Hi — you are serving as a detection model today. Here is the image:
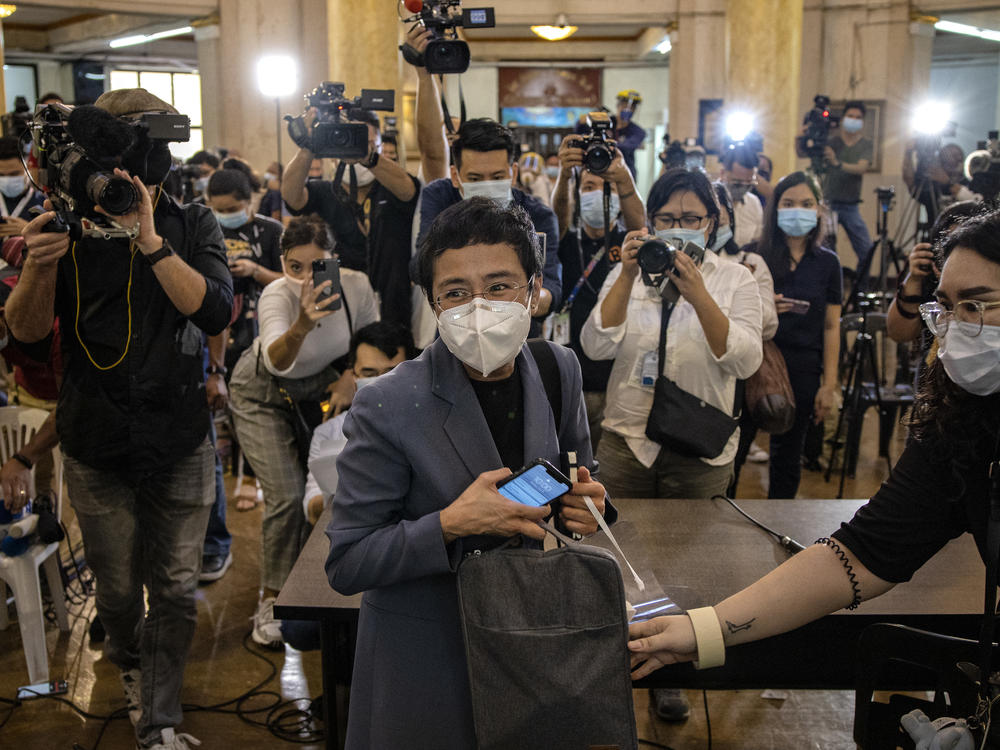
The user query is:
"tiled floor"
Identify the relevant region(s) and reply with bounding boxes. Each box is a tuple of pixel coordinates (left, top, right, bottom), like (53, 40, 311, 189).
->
(0, 406, 904, 748)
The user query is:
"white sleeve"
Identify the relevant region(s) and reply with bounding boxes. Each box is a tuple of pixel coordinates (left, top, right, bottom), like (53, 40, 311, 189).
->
(258, 283, 299, 377)
(709, 265, 763, 378)
(343, 270, 380, 331)
(747, 252, 779, 341)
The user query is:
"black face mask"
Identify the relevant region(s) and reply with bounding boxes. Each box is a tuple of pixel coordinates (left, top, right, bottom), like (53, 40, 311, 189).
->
(122, 137, 172, 186)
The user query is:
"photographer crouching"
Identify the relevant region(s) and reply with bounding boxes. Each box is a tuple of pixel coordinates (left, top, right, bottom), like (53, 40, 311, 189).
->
(5, 89, 233, 750)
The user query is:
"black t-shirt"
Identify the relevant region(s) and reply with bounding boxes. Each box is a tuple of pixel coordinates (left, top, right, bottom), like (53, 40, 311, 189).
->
(823, 135, 873, 204)
(222, 215, 284, 356)
(470, 367, 525, 472)
(558, 227, 622, 392)
(832, 435, 992, 583)
(288, 176, 420, 327)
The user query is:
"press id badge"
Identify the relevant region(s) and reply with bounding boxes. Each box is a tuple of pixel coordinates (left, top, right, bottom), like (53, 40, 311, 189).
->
(550, 312, 571, 345)
(631, 351, 659, 387)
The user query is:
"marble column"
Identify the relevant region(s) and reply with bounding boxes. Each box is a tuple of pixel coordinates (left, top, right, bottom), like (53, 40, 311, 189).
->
(326, 0, 402, 115)
(667, 0, 726, 151)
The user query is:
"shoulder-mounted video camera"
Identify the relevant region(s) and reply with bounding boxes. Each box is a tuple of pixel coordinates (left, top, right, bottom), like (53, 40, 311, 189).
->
(285, 82, 395, 160)
(400, 0, 495, 75)
(800, 94, 839, 174)
(30, 102, 190, 240)
(570, 111, 616, 175)
(964, 130, 1000, 202)
(659, 135, 706, 171)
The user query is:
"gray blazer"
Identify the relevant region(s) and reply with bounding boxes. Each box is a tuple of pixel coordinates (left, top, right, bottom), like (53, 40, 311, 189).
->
(326, 338, 603, 749)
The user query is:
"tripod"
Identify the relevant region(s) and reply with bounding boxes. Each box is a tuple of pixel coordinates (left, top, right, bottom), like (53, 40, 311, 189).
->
(825, 297, 893, 498)
(843, 187, 905, 309)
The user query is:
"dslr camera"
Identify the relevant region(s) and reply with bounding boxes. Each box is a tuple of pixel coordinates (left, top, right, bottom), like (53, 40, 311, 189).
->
(636, 236, 706, 302)
(800, 94, 839, 173)
(30, 102, 190, 240)
(285, 82, 395, 160)
(401, 0, 496, 75)
(570, 111, 616, 174)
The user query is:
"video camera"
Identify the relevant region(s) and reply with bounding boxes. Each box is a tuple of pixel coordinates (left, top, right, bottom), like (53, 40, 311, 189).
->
(400, 0, 496, 75)
(964, 130, 1000, 201)
(29, 102, 190, 240)
(570, 111, 616, 174)
(285, 82, 395, 160)
(800, 94, 839, 174)
(659, 136, 706, 171)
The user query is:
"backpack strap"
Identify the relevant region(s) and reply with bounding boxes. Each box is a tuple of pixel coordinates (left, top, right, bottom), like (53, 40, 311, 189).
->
(527, 338, 562, 433)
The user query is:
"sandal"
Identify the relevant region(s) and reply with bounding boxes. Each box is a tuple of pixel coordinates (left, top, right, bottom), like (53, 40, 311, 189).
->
(234, 480, 263, 512)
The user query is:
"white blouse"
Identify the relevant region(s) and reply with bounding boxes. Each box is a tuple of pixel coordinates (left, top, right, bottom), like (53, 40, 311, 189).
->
(580, 250, 763, 467)
(258, 270, 379, 379)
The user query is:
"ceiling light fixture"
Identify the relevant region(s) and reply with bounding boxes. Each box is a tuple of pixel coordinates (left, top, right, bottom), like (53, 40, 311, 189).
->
(531, 14, 577, 42)
(109, 25, 194, 49)
(934, 19, 1000, 43)
(0, 5, 16, 19)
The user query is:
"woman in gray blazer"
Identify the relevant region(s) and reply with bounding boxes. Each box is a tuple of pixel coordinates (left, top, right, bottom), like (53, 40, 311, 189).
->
(325, 198, 613, 748)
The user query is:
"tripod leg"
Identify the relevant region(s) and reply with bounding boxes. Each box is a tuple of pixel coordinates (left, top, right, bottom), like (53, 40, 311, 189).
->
(826, 335, 862, 488)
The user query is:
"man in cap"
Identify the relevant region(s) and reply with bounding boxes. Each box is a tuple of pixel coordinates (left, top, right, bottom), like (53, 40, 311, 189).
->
(6, 88, 232, 750)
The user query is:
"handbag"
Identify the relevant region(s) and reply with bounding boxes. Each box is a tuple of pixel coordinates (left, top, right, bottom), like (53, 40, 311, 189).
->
(745, 339, 796, 435)
(457, 522, 638, 750)
(644, 300, 742, 458)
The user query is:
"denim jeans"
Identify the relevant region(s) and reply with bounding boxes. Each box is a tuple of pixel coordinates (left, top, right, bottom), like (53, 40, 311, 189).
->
(65, 439, 215, 747)
(830, 201, 873, 271)
(201, 419, 231, 559)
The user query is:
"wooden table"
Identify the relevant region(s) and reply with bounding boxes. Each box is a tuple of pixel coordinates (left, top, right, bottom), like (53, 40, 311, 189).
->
(275, 497, 984, 749)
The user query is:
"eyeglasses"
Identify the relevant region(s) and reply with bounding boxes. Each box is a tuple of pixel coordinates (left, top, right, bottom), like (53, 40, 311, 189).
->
(651, 214, 707, 230)
(433, 279, 533, 311)
(919, 300, 1000, 338)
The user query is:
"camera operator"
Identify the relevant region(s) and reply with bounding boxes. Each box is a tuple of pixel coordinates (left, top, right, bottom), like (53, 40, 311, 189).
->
(550, 136, 645, 448)
(415, 118, 561, 335)
(720, 144, 764, 248)
(402, 22, 451, 182)
(185, 149, 220, 201)
(614, 89, 646, 178)
(903, 141, 978, 225)
(816, 101, 874, 268)
(0, 136, 44, 240)
(282, 105, 420, 328)
(5, 89, 233, 749)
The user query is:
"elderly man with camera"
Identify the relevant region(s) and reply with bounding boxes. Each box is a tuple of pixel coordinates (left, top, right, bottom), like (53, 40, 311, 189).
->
(281, 83, 420, 330)
(5, 88, 232, 750)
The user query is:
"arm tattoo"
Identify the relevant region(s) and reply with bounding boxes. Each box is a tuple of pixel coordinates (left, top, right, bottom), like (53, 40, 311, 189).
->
(725, 618, 756, 634)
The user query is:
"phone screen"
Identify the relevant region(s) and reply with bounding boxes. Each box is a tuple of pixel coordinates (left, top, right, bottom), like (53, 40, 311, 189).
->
(498, 464, 571, 507)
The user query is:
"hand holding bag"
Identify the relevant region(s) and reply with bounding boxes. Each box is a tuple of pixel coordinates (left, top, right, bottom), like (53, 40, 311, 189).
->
(644, 300, 742, 458)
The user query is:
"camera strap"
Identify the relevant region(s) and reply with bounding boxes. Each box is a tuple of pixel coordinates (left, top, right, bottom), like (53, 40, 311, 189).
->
(439, 75, 467, 136)
(560, 181, 613, 315)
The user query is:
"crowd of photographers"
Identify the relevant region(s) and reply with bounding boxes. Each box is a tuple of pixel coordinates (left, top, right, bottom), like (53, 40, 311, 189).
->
(0, 17, 991, 744)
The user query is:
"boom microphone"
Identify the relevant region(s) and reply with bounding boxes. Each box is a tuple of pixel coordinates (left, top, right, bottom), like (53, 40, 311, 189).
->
(66, 105, 136, 161)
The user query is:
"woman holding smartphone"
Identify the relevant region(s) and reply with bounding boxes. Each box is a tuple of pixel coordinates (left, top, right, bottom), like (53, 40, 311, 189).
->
(751, 172, 842, 499)
(229, 215, 377, 648)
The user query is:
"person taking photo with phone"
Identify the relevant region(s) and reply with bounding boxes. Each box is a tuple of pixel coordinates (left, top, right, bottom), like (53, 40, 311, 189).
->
(326, 198, 611, 749)
(229, 215, 377, 649)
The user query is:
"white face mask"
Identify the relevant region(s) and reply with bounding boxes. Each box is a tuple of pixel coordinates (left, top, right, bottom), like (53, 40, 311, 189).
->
(0, 175, 27, 198)
(460, 178, 513, 207)
(579, 189, 620, 229)
(354, 374, 382, 392)
(437, 295, 532, 377)
(344, 164, 376, 187)
(938, 321, 1000, 396)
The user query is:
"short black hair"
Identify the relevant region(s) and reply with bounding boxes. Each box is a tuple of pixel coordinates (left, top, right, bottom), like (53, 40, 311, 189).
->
(187, 150, 220, 169)
(930, 200, 981, 248)
(648, 168, 721, 249)
(843, 100, 866, 118)
(417, 197, 541, 303)
(713, 181, 736, 230)
(721, 144, 757, 171)
(207, 169, 252, 201)
(346, 108, 380, 131)
(451, 118, 516, 170)
(757, 153, 773, 178)
(0, 137, 22, 161)
(382, 133, 397, 146)
(350, 321, 417, 364)
(281, 215, 335, 255)
(39, 92, 63, 104)
(222, 157, 261, 191)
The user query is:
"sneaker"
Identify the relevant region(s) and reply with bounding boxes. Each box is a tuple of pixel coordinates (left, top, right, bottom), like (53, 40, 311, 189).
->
(199, 550, 233, 582)
(747, 443, 769, 463)
(143, 728, 202, 749)
(650, 687, 690, 722)
(119, 668, 142, 727)
(251, 597, 283, 649)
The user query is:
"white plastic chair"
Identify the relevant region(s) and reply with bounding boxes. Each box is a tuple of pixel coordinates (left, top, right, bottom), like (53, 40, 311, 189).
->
(0, 406, 68, 684)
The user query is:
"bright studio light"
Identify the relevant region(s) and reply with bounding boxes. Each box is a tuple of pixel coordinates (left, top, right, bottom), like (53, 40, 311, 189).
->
(109, 26, 192, 49)
(725, 112, 755, 142)
(531, 13, 578, 41)
(257, 55, 298, 99)
(911, 101, 953, 135)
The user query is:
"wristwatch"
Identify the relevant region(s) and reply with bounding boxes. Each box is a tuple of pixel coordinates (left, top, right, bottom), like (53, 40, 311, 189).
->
(145, 238, 174, 266)
(207, 365, 227, 377)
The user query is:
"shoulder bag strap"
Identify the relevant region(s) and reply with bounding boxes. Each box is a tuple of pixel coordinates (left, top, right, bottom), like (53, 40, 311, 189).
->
(527, 338, 561, 431)
(657, 299, 675, 380)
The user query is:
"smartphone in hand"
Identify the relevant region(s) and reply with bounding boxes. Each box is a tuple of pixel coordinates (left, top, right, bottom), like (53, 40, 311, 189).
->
(497, 458, 573, 507)
(784, 297, 811, 314)
(312, 258, 342, 311)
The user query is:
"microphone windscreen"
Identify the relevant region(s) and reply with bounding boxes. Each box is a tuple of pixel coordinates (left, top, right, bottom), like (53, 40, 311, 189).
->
(67, 105, 136, 161)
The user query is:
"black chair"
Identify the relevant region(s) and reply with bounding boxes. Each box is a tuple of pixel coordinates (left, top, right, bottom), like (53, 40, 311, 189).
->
(854, 623, 984, 749)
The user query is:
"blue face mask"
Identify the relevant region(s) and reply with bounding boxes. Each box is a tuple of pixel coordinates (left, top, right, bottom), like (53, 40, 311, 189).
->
(655, 227, 706, 249)
(777, 207, 817, 238)
(711, 225, 734, 253)
(579, 189, 620, 229)
(214, 208, 249, 229)
(841, 116, 864, 134)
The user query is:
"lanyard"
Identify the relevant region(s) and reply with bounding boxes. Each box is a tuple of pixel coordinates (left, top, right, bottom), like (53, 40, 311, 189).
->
(1, 188, 34, 219)
(561, 182, 613, 315)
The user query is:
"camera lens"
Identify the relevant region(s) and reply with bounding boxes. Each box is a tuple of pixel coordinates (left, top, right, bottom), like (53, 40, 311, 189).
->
(584, 144, 613, 174)
(87, 172, 138, 216)
(636, 238, 675, 275)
